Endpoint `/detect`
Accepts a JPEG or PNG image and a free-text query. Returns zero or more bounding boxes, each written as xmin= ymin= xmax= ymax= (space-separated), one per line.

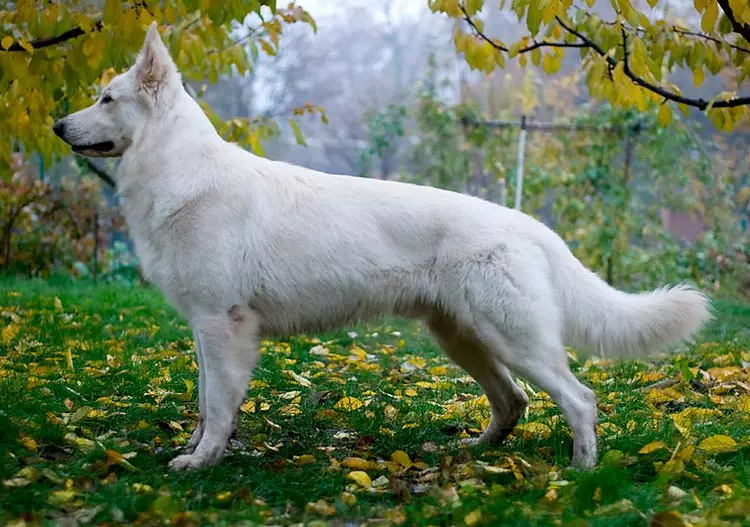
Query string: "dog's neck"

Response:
xmin=117 ymin=89 xmax=220 ymax=193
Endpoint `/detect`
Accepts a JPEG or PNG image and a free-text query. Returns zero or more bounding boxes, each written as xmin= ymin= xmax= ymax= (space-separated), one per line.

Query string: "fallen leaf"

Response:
xmin=105 ymin=449 xmax=138 ymax=471
xmin=20 ymin=435 xmax=38 ymax=452
xmin=650 ymin=510 xmax=686 ymax=527
xmin=698 ymin=434 xmax=737 ymax=453
xmin=347 ymin=470 xmax=372 ymax=487
xmin=216 ymin=491 xmax=232 ymax=501
xmin=69 ymin=405 xmax=92 ymax=424
xmin=334 ymin=396 xmax=363 ymax=411
xmin=464 ymin=508 xmax=482 ymax=526
xmin=294 ymin=454 xmax=315 ymax=466
xmin=391 ymin=450 xmax=413 ymax=469
xmin=513 ymin=422 xmax=551 ymax=440
xmin=48 ymin=490 xmax=78 ymax=507
xmin=54 ymin=296 xmax=63 ymax=312
xmin=342 ymin=457 xmax=374 ymax=470
xmin=286 ymin=370 xmax=312 ymax=387
xmin=638 ymin=441 xmax=668 ymax=455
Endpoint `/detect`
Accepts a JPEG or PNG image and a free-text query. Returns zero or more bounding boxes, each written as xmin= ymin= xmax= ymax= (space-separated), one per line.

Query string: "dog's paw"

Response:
xmin=168 ymin=453 xmax=215 ymax=471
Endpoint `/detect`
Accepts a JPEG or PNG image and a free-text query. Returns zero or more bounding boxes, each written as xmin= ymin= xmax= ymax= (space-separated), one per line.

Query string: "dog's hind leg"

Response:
xmin=472 ymin=314 xmax=598 ymax=469
xmin=428 ymin=314 xmax=528 ymax=445
xmin=169 ymin=305 xmax=260 ymax=471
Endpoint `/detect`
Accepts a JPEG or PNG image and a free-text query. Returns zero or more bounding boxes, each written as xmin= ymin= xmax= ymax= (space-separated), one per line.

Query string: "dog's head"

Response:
xmin=52 ymin=22 xmax=181 ymax=158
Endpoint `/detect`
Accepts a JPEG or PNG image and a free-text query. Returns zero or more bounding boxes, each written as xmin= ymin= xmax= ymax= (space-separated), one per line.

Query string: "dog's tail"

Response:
xmin=548 ymin=238 xmax=712 ymax=359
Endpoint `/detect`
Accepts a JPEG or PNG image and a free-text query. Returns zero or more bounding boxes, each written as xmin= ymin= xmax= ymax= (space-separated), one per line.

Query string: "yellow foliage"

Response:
xmin=0 ymin=1 xmax=317 ymax=175
xmin=435 ymin=0 xmax=748 ymax=131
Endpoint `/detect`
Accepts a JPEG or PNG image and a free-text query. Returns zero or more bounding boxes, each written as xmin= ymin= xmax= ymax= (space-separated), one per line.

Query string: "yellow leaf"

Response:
xmin=240 ymin=400 xmax=256 ymax=414
xmin=48 ymin=490 xmax=78 ymax=507
xmin=69 ymin=405 xmax=92 ymax=423
xmin=650 ymin=510 xmax=687 ymax=527
xmin=54 ymin=296 xmax=63 ymax=312
xmin=280 ymin=404 xmax=301 ymax=416
xmin=1 ymin=36 xmax=13 ymax=50
xmin=693 ymin=67 xmax=704 ymax=87
xmin=295 ymin=454 xmax=315 ymax=466
xmin=391 ymin=450 xmax=413 ymax=468
xmin=698 ymin=435 xmax=737 ymax=453
xmin=216 ymin=491 xmax=232 ymax=501
xmin=429 ymin=365 xmax=447 ymax=375
xmin=639 ymin=441 xmax=668 ymax=454
xmin=405 ymin=388 xmax=418 ymax=397
xmin=701 ymin=1 xmax=718 ymax=33
xmin=465 ymin=508 xmax=482 ymax=526
xmin=736 ymin=395 xmax=750 ymax=413
xmin=286 ymin=370 xmax=312 ymax=387
xmin=20 ymin=436 xmax=38 ymax=452
xmin=105 ymin=449 xmax=138 ymax=471
xmin=18 ymin=40 xmax=33 ymax=53
xmin=1 ymin=323 xmax=19 ymax=344
xmin=342 ymin=457 xmax=374 ymax=470
xmin=657 ymin=104 xmax=672 ymax=126
xmin=64 ymin=433 xmax=96 ymax=452
xmin=334 ymin=396 xmax=363 ymax=411
xmin=514 ymin=422 xmax=551 ymax=440
xmin=103 ymin=0 xmax=122 ymax=25
xmin=346 ymin=470 xmax=371 ymax=487
xmin=542 ymin=52 xmax=555 ymax=74
xmin=694 ymin=0 xmax=708 ymax=11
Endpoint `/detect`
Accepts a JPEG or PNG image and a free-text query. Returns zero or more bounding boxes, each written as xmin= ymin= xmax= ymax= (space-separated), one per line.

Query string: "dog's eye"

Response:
xmin=101 ymin=94 xmax=113 ymax=104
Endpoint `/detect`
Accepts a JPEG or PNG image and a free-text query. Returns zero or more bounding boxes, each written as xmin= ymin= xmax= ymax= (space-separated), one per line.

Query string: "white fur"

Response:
xmin=53 ymin=23 xmax=713 ymax=471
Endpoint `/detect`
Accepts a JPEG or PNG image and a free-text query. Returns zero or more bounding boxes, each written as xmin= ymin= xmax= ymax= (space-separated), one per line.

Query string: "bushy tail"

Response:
xmin=553 ymin=246 xmax=713 ymax=359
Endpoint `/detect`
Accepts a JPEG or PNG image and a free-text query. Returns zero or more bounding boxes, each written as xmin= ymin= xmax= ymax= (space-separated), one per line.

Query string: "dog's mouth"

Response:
xmin=71 ymin=141 xmax=115 ymax=155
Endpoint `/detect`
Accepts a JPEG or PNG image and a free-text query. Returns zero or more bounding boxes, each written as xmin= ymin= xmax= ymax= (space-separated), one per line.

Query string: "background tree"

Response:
xmin=0 ymin=0 xmax=318 ymax=177
xmin=429 ymin=0 xmax=749 ymax=131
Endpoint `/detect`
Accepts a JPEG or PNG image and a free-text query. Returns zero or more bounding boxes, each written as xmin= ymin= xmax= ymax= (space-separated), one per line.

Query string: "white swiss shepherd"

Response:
xmin=52 ymin=22 xmax=712 ymax=471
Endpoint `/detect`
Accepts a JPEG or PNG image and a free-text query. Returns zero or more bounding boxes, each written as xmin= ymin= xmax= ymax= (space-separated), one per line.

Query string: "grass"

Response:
xmin=1 ymin=276 xmax=749 ymax=526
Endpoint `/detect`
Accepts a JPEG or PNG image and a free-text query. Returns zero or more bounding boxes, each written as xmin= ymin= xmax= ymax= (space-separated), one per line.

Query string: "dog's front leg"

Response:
xmin=183 ymin=329 xmax=206 ymax=454
xmin=169 ymin=305 xmax=260 ymax=471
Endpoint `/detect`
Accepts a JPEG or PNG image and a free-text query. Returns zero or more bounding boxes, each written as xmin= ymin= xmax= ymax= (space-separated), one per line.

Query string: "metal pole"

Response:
xmin=514 ymin=115 xmax=527 ymax=211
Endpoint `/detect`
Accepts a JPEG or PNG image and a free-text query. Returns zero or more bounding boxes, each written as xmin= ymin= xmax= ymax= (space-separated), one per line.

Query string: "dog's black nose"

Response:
xmin=52 ymin=120 xmax=65 ymax=138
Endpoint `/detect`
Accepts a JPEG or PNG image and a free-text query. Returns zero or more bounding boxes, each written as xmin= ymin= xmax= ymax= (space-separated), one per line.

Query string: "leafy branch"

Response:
xmin=2 ymin=21 xmax=103 ymax=52
xmin=460 ymin=6 xmax=586 ymax=54
xmin=459 ymin=6 xmax=749 ymax=110
xmin=555 ymin=16 xmax=749 ymax=110
xmin=718 ymin=0 xmax=750 ymax=42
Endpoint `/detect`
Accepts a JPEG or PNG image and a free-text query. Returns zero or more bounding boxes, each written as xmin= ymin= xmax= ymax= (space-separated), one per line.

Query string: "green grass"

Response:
xmin=1 ymin=276 xmax=749 ymax=526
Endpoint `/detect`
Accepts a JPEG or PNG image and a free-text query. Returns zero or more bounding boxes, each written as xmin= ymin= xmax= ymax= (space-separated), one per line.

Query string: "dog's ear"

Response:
xmin=135 ymin=22 xmax=178 ymax=95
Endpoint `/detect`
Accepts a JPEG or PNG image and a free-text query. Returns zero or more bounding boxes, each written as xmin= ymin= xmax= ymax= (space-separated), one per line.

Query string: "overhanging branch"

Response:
xmin=718 ymin=0 xmax=750 ymax=43
xmin=3 ymin=20 xmax=103 ymax=52
xmin=460 ymin=6 xmax=585 ymax=53
xmin=556 ymin=16 xmax=749 ymax=110
xmin=459 ymin=6 xmax=749 ymax=110
xmin=84 ymin=159 xmax=116 ymax=188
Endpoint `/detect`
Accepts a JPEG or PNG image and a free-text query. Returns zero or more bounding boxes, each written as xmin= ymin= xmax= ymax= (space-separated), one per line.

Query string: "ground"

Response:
xmin=1 ymin=277 xmax=749 ymax=526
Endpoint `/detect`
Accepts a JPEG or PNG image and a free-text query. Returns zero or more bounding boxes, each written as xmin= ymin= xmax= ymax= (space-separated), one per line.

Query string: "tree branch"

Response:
xmin=461 ymin=6 xmax=587 ymax=54
xmin=3 ymin=20 xmax=103 ymax=52
xmin=555 ymin=16 xmax=750 ymax=110
xmin=84 ymin=159 xmax=116 ymax=188
xmin=717 ymin=0 xmax=750 ymax=43
xmin=672 ymin=28 xmax=750 ymax=54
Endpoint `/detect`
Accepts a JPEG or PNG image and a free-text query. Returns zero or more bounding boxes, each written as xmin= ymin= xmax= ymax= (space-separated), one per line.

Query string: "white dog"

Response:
xmin=52 ymin=23 xmax=711 ymax=471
